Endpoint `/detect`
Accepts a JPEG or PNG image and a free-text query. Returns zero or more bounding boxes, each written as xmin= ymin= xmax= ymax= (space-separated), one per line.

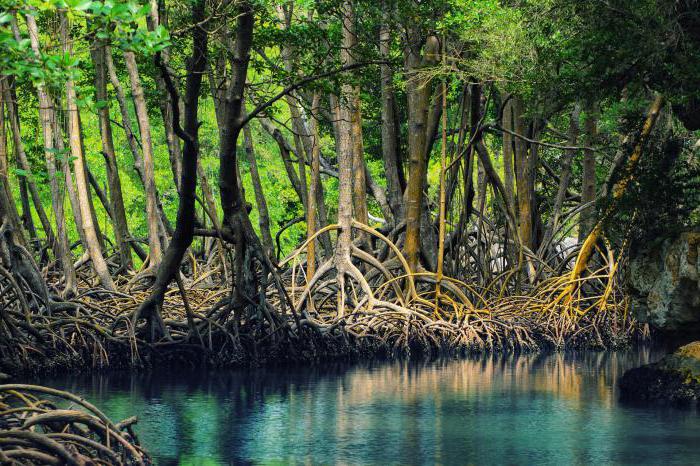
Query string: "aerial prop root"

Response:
xmin=280 ymin=219 xmax=633 ymax=351
xmin=280 ymin=222 xmax=541 ymax=351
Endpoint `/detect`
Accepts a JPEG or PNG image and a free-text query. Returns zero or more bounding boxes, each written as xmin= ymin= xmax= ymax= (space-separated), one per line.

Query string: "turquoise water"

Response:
xmin=38 ymin=349 xmax=700 ymax=465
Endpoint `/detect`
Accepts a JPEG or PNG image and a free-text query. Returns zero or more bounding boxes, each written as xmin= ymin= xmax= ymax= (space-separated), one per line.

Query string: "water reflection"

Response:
xmin=36 ymin=348 xmax=700 ymax=465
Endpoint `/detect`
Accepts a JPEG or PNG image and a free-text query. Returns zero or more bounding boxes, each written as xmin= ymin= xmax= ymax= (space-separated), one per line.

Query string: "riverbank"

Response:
xmin=0 ymin=283 xmax=645 ymax=378
xmin=0 ymin=236 xmax=644 ymax=377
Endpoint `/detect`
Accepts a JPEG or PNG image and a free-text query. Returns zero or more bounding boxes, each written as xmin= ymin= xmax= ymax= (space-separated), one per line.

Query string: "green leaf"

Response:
xmin=73 ymin=0 xmax=93 ymax=11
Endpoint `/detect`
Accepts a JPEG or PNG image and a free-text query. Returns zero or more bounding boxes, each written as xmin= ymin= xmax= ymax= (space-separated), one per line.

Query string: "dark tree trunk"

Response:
xmin=379 ymin=0 xmax=403 ymax=226
xmin=0 ymin=80 xmax=23 ymax=240
xmin=502 ymin=96 xmax=515 ymax=214
xmin=135 ymin=0 xmax=207 ymax=340
xmin=512 ymin=96 xmax=534 ymax=251
xmin=580 ymin=101 xmax=598 ymax=242
xmin=18 ymin=176 xmax=37 ymax=243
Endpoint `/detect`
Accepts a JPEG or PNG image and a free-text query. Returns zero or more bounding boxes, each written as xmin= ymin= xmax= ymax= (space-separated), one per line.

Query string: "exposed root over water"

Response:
xmin=0 ymin=221 xmax=642 ymax=376
xmin=0 ymin=384 xmax=151 ymax=464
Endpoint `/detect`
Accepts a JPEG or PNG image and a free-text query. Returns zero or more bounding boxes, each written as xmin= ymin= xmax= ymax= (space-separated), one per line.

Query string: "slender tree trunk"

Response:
xmin=306 ymin=93 xmax=322 ymax=278
xmin=53 ymin=102 xmax=89 ymax=254
xmin=76 ymin=115 xmax=105 ymax=250
xmin=87 ymin=166 xmax=112 ymax=219
xmin=512 ymin=96 xmax=534 ymax=251
xmin=18 ymin=175 xmax=36 ymax=242
xmin=335 ymin=33 xmax=355 ymax=295
xmin=147 ymin=2 xmax=183 ymax=194
xmin=579 ymin=101 xmax=598 ymax=242
xmin=475 ymin=159 xmax=487 ymax=213
xmin=243 ymin=122 xmax=274 ymax=259
xmin=161 ymin=95 xmax=183 ymax=193
xmin=91 ymin=44 xmax=132 ymax=269
xmin=0 ymin=80 xmax=23 ymax=238
xmin=502 ymin=97 xmax=515 ymax=212
xmin=22 ymin=14 xmax=77 ymax=293
xmin=568 ymin=95 xmax=664 ymax=282
xmin=335 ymin=1 xmax=368 ymax=227
xmin=123 ymin=50 xmax=163 ymax=267
xmin=541 ymin=104 xmax=580 ymax=253
xmin=61 ymin=15 xmax=115 ymax=291
xmin=105 ymin=49 xmax=141 ymax=162
xmin=291 ymin=105 xmax=309 ymax=213
xmin=404 ymin=33 xmax=439 ymax=271
xmin=529 ymin=128 xmax=542 ymax=248
xmin=4 ymin=86 xmax=52 ymax=246
xmin=379 ymin=0 xmax=403 ymax=226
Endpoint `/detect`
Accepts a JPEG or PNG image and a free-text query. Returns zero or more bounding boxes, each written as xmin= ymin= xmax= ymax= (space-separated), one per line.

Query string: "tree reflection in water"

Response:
xmin=34 ymin=347 xmax=700 ymax=465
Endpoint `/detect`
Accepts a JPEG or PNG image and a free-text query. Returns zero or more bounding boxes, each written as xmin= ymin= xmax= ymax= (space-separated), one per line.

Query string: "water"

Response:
xmin=35 ymin=348 xmax=700 ymax=465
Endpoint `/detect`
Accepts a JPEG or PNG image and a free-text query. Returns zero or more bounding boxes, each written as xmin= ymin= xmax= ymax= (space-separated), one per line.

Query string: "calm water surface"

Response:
xmin=37 ymin=349 xmax=700 ymax=465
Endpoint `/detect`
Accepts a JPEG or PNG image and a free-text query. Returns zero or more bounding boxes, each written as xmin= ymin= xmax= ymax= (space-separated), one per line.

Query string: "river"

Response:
xmin=35 ymin=348 xmax=700 ymax=465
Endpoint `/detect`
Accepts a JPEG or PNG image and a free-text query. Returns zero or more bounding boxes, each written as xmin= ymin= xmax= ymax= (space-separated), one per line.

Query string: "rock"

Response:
xmin=620 ymin=341 xmax=700 ymax=406
xmin=627 ymin=230 xmax=700 ymax=335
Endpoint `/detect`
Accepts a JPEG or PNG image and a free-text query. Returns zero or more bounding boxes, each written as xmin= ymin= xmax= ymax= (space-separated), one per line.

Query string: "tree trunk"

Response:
xmin=146 ymin=2 xmax=183 ymax=195
xmin=61 ymin=15 xmax=115 ymax=292
xmin=217 ymin=2 xmax=272 ymax=316
xmin=404 ymin=33 xmax=439 ymax=271
xmin=512 ymin=96 xmax=534 ymax=251
xmin=579 ymin=101 xmax=598 ymax=243
xmin=334 ymin=1 xmax=368 ymax=228
xmin=541 ymin=104 xmax=580 ymax=253
xmin=86 ymin=166 xmax=112 ymax=220
xmin=123 ymin=50 xmax=163 ymax=267
xmin=306 ymin=93 xmax=322 ymax=278
xmin=502 ymin=96 xmax=515 ymax=213
xmin=91 ymin=44 xmax=132 ymax=269
xmin=18 ymin=175 xmax=36 ymax=243
xmin=76 ymin=115 xmax=105 ymax=251
xmin=21 ymin=14 xmax=77 ymax=294
xmin=53 ymin=102 xmax=90 ymax=256
xmin=136 ymin=0 xmax=207 ymax=339
xmin=242 ymin=122 xmax=274 ymax=259
xmin=0 ymin=80 xmax=23 ymax=239
xmin=379 ymin=0 xmax=403 ymax=226
xmin=4 ymin=87 xmax=52 ymax=247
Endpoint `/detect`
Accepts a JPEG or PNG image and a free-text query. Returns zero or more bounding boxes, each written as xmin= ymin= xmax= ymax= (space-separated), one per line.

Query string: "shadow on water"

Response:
xmin=32 ymin=347 xmax=700 ymax=465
